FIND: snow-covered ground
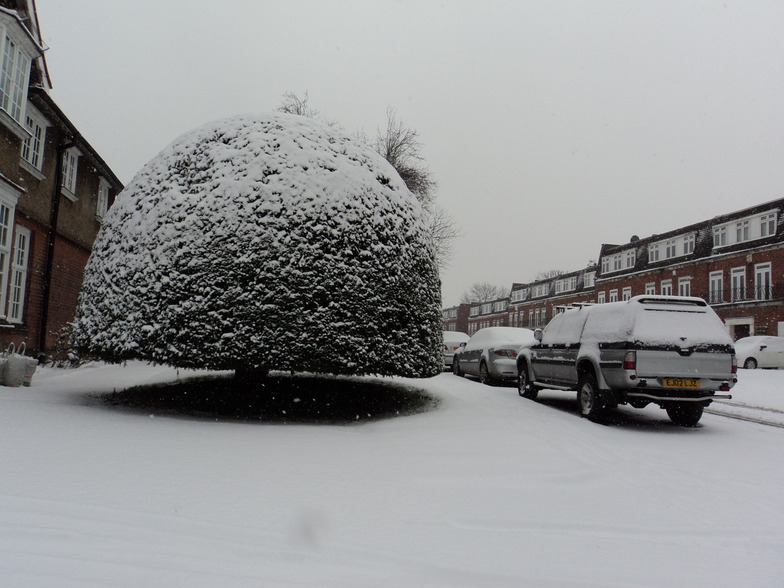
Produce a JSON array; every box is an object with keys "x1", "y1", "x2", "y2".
[{"x1": 2, "y1": 362, "x2": 783, "y2": 587}]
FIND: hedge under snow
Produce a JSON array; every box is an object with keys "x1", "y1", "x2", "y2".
[{"x1": 73, "y1": 113, "x2": 443, "y2": 378}]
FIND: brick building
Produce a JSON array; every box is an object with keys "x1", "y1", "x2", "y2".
[
  {"x1": 444, "y1": 198, "x2": 784, "y2": 340},
  {"x1": 0, "y1": 1, "x2": 123, "y2": 357}
]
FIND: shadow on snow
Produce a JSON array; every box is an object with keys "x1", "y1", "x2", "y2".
[{"x1": 88, "y1": 372, "x2": 439, "y2": 425}]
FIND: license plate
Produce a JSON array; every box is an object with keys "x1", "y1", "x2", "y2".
[{"x1": 663, "y1": 378, "x2": 700, "y2": 388}]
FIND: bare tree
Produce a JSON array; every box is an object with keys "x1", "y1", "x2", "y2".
[
  {"x1": 374, "y1": 107, "x2": 436, "y2": 210},
  {"x1": 276, "y1": 91, "x2": 340, "y2": 128},
  {"x1": 276, "y1": 90, "x2": 320, "y2": 118},
  {"x1": 460, "y1": 282, "x2": 507, "y2": 304},
  {"x1": 373, "y1": 107, "x2": 459, "y2": 267},
  {"x1": 427, "y1": 205, "x2": 461, "y2": 269},
  {"x1": 275, "y1": 96, "x2": 459, "y2": 268}
]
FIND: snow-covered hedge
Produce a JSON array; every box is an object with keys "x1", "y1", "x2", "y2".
[{"x1": 73, "y1": 113, "x2": 442, "y2": 378}]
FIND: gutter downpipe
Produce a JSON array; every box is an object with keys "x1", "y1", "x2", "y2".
[{"x1": 38, "y1": 135, "x2": 78, "y2": 358}]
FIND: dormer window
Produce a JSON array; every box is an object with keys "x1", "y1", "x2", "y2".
[
  {"x1": 0, "y1": 13, "x2": 43, "y2": 138},
  {"x1": 760, "y1": 213, "x2": 776, "y2": 237},
  {"x1": 713, "y1": 209, "x2": 778, "y2": 249},
  {"x1": 61, "y1": 147, "x2": 81, "y2": 199},
  {"x1": 21, "y1": 103, "x2": 47, "y2": 174},
  {"x1": 0, "y1": 33, "x2": 30, "y2": 124},
  {"x1": 97, "y1": 177, "x2": 110, "y2": 219}
]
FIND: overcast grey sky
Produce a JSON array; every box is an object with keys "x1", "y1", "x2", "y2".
[{"x1": 35, "y1": 0, "x2": 784, "y2": 307}]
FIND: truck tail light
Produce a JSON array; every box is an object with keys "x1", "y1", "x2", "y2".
[
  {"x1": 623, "y1": 350, "x2": 637, "y2": 380},
  {"x1": 731, "y1": 355, "x2": 738, "y2": 375}
]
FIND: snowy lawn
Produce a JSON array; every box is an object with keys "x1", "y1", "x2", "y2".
[{"x1": 1, "y1": 362, "x2": 783, "y2": 587}]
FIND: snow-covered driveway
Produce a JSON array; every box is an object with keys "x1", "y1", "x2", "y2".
[{"x1": 1, "y1": 363, "x2": 782, "y2": 587}]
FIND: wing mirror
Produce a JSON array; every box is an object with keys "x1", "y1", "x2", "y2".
[
  {"x1": 459, "y1": 342, "x2": 467, "y2": 348},
  {"x1": 534, "y1": 329, "x2": 543, "y2": 342},
  {"x1": 760, "y1": 345, "x2": 767, "y2": 351}
]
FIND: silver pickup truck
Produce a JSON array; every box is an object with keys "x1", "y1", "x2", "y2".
[{"x1": 516, "y1": 296, "x2": 737, "y2": 426}]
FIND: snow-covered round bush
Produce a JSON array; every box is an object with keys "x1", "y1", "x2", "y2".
[{"x1": 73, "y1": 113, "x2": 442, "y2": 378}]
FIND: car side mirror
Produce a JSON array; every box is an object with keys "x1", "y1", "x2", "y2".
[
  {"x1": 459, "y1": 342, "x2": 467, "y2": 348},
  {"x1": 760, "y1": 345, "x2": 767, "y2": 351},
  {"x1": 534, "y1": 329, "x2": 543, "y2": 342}
]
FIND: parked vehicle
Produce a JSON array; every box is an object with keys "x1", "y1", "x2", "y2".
[
  {"x1": 516, "y1": 296, "x2": 737, "y2": 426},
  {"x1": 453, "y1": 327, "x2": 536, "y2": 385},
  {"x1": 735, "y1": 336, "x2": 784, "y2": 369},
  {"x1": 443, "y1": 331, "x2": 470, "y2": 369}
]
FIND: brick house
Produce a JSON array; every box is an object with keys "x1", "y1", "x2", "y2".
[
  {"x1": 594, "y1": 198, "x2": 784, "y2": 340},
  {"x1": 448, "y1": 198, "x2": 784, "y2": 341},
  {"x1": 465, "y1": 297, "x2": 510, "y2": 335},
  {"x1": 442, "y1": 303, "x2": 470, "y2": 333},
  {"x1": 507, "y1": 266, "x2": 597, "y2": 330},
  {"x1": 0, "y1": 1, "x2": 123, "y2": 357}
]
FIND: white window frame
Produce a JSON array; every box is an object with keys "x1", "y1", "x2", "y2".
[
  {"x1": 597, "y1": 291, "x2": 606, "y2": 304},
  {"x1": 760, "y1": 213, "x2": 777, "y2": 238},
  {"x1": 21, "y1": 103, "x2": 47, "y2": 174},
  {"x1": 648, "y1": 244, "x2": 660, "y2": 262},
  {"x1": 583, "y1": 271, "x2": 595, "y2": 288},
  {"x1": 683, "y1": 233, "x2": 695, "y2": 255},
  {"x1": 645, "y1": 282, "x2": 656, "y2": 295},
  {"x1": 0, "y1": 30, "x2": 30, "y2": 126},
  {"x1": 736, "y1": 220, "x2": 750, "y2": 243},
  {"x1": 0, "y1": 191, "x2": 19, "y2": 317},
  {"x1": 713, "y1": 226, "x2": 727, "y2": 248},
  {"x1": 678, "y1": 277, "x2": 692, "y2": 297},
  {"x1": 755, "y1": 262, "x2": 772, "y2": 301},
  {"x1": 731, "y1": 267, "x2": 746, "y2": 302},
  {"x1": 609, "y1": 289, "x2": 618, "y2": 303},
  {"x1": 625, "y1": 250, "x2": 635, "y2": 269},
  {"x1": 622, "y1": 287, "x2": 632, "y2": 301},
  {"x1": 660, "y1": 279, "x2": 673, "y2": 296},
  {"x1": 7, "y1": 224, "x2": 29, "y2": 322},
  {"x1": 709, "y1": 271, "x2": 724, "y2": 304},
  {"x1": 61, "y1": 147, "x2": 82, "y2": 200}
]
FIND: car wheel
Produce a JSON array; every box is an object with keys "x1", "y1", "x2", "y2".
[
  {"x1": 479, "y1": 361, "x2": 494, "y2": 386},
  {"x1": 743, "y1": 357, "x2": 758, "y2": 369},
  {"x1": 666, "y1": 402, "x2": 704, "y2": 427},
  {"x1": 517, "y1": 366, "x2": 538, "y2": 399},
  {"x1": 453, "y1": 359, "x2": 464, "y2": 377},
  {"x1": 577, "y1": 371, "x2": 606, "y2": 422}
]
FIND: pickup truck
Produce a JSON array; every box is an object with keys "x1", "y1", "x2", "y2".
[{"x1": 516, "y1": 296, "x2": 737, "y2": 426}]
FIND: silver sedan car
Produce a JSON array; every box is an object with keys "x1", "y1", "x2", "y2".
[{"x1": 453, "y1": 327, "x2": 536, "y2": 385}]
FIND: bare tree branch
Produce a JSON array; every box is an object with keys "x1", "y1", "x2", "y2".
[
  {"x1": 276, "y1": 90, "x2": 320, "y2": 118},
  {"x1": 460, "y1": 282, "x2": 507, "y2": 304},
  {"x1": 374, "y1": 107, "x2": 436, "y2": 210}
]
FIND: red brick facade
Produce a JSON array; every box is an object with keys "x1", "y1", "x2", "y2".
[
  {"x1": 445, "y1": 199, "x2": 784, "y2": 341},
  {"x1": 0, "y1": 2, "x2": 122, "y2": 357}
]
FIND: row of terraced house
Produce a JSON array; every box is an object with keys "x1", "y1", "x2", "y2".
[{"x1": 443, "y1": 197, "x2": 784, "y2": 341}]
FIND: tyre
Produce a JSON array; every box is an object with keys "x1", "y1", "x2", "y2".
[
  {"x1": 666, "y1": 402, "x2": 704, "y2": 427},
  {"x1": 577, "y1": 371, "x2": 606, "y2": 421},
  {"x1": 453, "y1": 358, "x2": 464, "y2": 377},
  {"x1": 743, "y1": 357, "x2": 758, "y2": 369},
  {"x1": 517, "y1": 366, "x2": 538, "y2": 399},
  {"x1": 479, "y1": 361, "x2": 494, "y2": 386}
]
